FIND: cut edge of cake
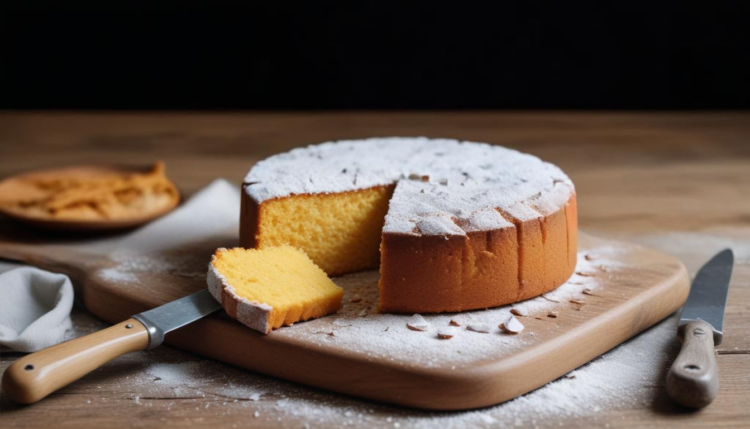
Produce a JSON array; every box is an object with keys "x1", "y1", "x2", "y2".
[
  {"x1": 207, "y1": 249, "x2": 275, "y2": 333},
  {"x1": 207, "y1": 246, "x2": 344, "y2": 334}
]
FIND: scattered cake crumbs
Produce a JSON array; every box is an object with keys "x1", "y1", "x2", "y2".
[
  {"x1": 466, "y1": 323, "x2": 491, "y2": 333},
  {"x1": 582, "y1": 288, "x2": 594, "y2": 295},
  {"x1": 547, "y1": 311, "x2": 559, "y2": 318},
  {"x1": 584, "y1": 254, "x2": 595, "y2": 261},
  {"x1": 570, "y1": 298, "x2": 586, "y2": 305},
  {"x1": 437, "y1": 327, "x2": 458, "y2": 339},
  {"x1": 510, "y1": 306, "x2": 529, "y2": 317},
  {"x1": 406, "y1": 314, "x2": 430, "y2": 331},
  {"x1": 449, "y1": 318, "x2": 462, "y2": 327}
]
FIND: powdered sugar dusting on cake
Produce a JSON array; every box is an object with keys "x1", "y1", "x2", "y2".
[
  {"x1": 415, "y1": 215, "x2": 465, "y2": 236},
  {"x1": 458, "y1": 208, "x2": 513, "y2": 233},
  {"x1": 244, "y1": 138, "x2": 574, "y2": 236}
]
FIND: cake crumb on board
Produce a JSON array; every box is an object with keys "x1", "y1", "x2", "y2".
[
  {"x1": 406, "y1": 314, "x2": 431, "y2": 331},
  {"x1": 466, "y1": 323, "x2": 491, "y2": 334},
  {"x1": 499, "y1": 315, "x2": 524, "y2": 334},
  {"x1": 437, "y1": 327, "x2": 459, "y2": 339}
]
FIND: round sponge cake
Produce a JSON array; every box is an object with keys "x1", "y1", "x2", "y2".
[{"x1": 241, "y1": 137, "x2": 577, "y2": 313}]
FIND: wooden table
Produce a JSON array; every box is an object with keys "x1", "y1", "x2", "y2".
[{"x1": 1, "y1": 112, "x2": 748, "y2": 428}]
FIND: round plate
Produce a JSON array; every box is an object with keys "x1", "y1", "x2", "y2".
[{"x1": 0, "y1": 164, "x2": 180, "y2": 232}]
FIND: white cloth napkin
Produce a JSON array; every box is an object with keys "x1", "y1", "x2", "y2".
[
  {"x1": 0, "y1": 179, "x2": 240, "y2": 353},
  {"x1": 0, "y1": 267, "x2": 74, "y2": 352}
]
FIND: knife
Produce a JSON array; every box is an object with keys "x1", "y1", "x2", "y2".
[
  {"x1": 666, "y1": 248, "x2": 734, "y2": 408},
  {"x1": 2, "y1": 289, "x2": 222, "y2": 404}
]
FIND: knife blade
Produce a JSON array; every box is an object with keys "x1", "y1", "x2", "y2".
[
  {"x1": 2, "y1": 289, "x2": 222, "y2": 404},
  {"x1": 133, "y1": 289, "x2": 223, "y2": 350},
  {"x1": 666, "y1": 248, "x2": 734, "y2": 409},
  {"x1": 678, "y1": 248, "x2": 734, "y2": 345}
]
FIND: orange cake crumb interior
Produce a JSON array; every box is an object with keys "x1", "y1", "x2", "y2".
[
  {"x1": 256, "y1": 185, "x2": 394, "y2": 276},
  {"x1": 212, "y1": 246, "x2": 343, "y2": 329}
]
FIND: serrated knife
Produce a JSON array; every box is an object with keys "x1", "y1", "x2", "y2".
[
  {"x1": 666, "y1": 248, "x2": 734, "y2": 408},
  {"x1": 2, "y1": 289, "x2": 222, "y2": 404}
]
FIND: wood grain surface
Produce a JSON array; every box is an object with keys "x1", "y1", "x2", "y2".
[{"x1": 1, "y1": 112, "x2": 749, "y2": 427}]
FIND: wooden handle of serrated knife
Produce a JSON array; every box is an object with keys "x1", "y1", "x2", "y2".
[
  {"x1": 2, "y1": 318, "x2": 149, "y2": 404},
  {"x1": 666, "y1": 320, "x2": 719, "y2": 408}
]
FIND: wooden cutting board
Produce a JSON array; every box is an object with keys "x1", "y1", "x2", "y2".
[{"x1": 0, "y1": 226, "x2": 689, "y2": 411}]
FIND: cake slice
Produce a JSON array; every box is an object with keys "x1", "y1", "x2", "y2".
[{"x1": 207, "y1": 246, "x2": 343, "y2": 334}]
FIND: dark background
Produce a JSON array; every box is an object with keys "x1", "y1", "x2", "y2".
[{"x1": 3, "y1": 2, "x2": 749, "y2": 110}]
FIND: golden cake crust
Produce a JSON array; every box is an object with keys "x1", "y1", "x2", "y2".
[{"x1": 378, "y1": 193, "x2": 577, "y2": 313}]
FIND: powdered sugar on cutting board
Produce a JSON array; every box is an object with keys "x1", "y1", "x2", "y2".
[
  {"x1": 107, "y1": 313, "x2": 679, "y2": 429},
  {"x1": 269, "y1": 247, "x2": 618, "y2": 368}
]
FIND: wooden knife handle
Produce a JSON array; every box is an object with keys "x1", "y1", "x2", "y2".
[
  {"x1": 2, "y1": 318, "x2": 149, "y2": 404},
  {"x1": 666, "y1": 320, "x2": 719, "y2": 408}
]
